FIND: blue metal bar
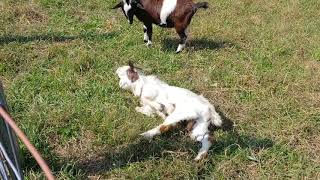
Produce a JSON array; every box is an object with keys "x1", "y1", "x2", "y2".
[
  {"x1": 0, "y1": 142, "x2": 22, "y2": 180},
  {"x1": 0, "y1": 158, "x2": 9, "y2": 180},
  {"x1": 0, "y1": 82, "x2": 5, "y2": 107}
]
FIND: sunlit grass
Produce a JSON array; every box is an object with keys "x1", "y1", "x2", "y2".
[{"x1": 1, "y1": 0, "x2": 319, "y2": 179}]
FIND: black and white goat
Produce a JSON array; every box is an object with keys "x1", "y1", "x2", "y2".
[{"x1": 112, "y1": 0, "x2": 209, "y2": 53}]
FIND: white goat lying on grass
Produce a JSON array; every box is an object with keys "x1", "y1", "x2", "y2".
[{"x1": 116, "y1": 62, "x2": 225, "y2": 160}]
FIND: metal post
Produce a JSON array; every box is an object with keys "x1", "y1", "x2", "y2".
[{"x1": 0, "y1": 81, "x2": 23, "y2": 179}]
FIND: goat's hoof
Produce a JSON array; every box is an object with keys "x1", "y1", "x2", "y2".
[
  {"x1": 176, "y1": 50, "x2": 182, "y2": 54},
  {"x1": 135, "y1": 106, "x2": 143, "y2": 112},
  {"x1": 135, "y1": 107, "x2": 155, "y2": 117},
  {"x1": 194, "y1": 152, "x2": 208, "y2": 161},
  {"x1": 146, "y1": 41, "x2": 152, "y2": 47},
  {"x1": 140, "y1": 131, "x2": 154, "y2": 139},
  {"x1": 176, "y1": 44, "x2": 186, "y2": 53}
]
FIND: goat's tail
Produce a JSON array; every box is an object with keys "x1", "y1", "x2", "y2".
[
  {"x1": 193, "y1": 2, "x2": 209, "y2": 11},
  {"x1": 210, "y1": 108, "x2": 223, "y2": 127},
  {"x1": 199, "y1": 95, "x2": 223, "y2": 127}
]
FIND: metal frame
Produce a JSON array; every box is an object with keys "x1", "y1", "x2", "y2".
[{"x1": 0, "y1": 82, "x2": 23, "y2": 180}]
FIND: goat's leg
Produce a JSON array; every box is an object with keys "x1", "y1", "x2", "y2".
[
  {"x1": 141, "y1": 97, "x2": 163, "y2": 111},
  {"x1": 144, "y1": 24, "x2": 153, "y2": 46},
  {"x1": 137, "y1": 97, "x2": 168, "y2": 119},
  {"x1": 175, "y1": 28, "x2": 187, "y2": 53},
  {"x1": 155, "y1": 103, "x2": 175, "y2": 119},
  {"x1": 154, "y1": 103, "x2": 175, "y2": 119},
  {"x1": 143, "y1": 25, "x2": 148, "y2": 43},
  {"x1": 189, "y1": 121, "x2": 213, "y2": 161},
  {"x1": 162, "y1": 110, "x2": 197, "y2": 126},
  {"x1": 141, "y1": 98, "x2": 167, "y2": 119},
  {"x1": 194, "y1": 134, "x2": 213, "y2": 161},
  {"x1": 135, "y1": 105, "x2": 156, "y2": 117},
  {"x1": 140, "y1": 110, "x2": 197, "y2": 139}
]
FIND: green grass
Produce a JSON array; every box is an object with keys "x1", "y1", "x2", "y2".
[{"x1": 1, "y1": 0, "x2": 320, "y2": 179}]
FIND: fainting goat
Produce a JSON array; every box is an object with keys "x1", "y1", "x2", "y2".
[
  {"x1": 116, "y1": 62, "x2": 225, "y2": 160},
  {"x1": 112, "y1": 0, "x2": 209, "y2": 53}
]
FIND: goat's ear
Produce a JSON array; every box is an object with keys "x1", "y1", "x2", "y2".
[
  {"x1": 111, "y1": 1, "x2": 123, "y2": 9},
  {"x1": 127, "y1": 61, "x2": 139, "y2": 82},
  {"x1": 128, "y1": 61, "x2": 135, "y2": 71}
]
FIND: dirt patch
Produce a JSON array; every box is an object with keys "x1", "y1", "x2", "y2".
[
  {"x1": 50, "y1": 130, "x2": 106, "y2": 164},
  {"x1": 13, "y1": 4, "x2": 47, "y2": 24}
]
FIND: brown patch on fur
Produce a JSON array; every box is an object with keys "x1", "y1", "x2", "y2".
[
  {"x1": 208, "y1": 135, "x2": 215, "y2": 143},
  {"x1": 186, "y1": 120, "x2": 196, "y2": 132},
  {"x1": 127, "y1": 62, "x2": 139, "y2": 82},
  {"x1": 127, "y1": 69, "x2": 139, "y2": 82},
  {"x1": 159, "y1": 103, "x2": 165, "y2": 113},
  {"x1": 138, "y1": 0, "x2": 164, "y2": 23},
  {"x1": 160, "y1": 124, "x2": 174, "y2": 133},
  {"x1": 138, "y1": 0, "x2": 200, "y2": 26}
]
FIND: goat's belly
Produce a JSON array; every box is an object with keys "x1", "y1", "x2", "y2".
[
  {"x1": 157, "y1": 21, "x2": 174, "y2": 28},
  {"x1": 151, "y1": 18, "x2": 174, "y2": 28}
]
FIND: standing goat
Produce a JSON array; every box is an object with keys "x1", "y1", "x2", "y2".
[{"x1": 112, "y1": 0, "x2": 209, "y2": 53}]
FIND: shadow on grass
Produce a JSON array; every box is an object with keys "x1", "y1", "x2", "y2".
[
  {"x1": 77, "y1": 117, "x2": 273, "y2": 175},
  {"x1": 77, "y1": 133, "x2": 196, "y2": 175},
  {"x1": 162, "y1": 38, "x2": 235, "y2": 52},
  {"x1": 0, "y1": 32, "x2": 118, "y2": 45}
]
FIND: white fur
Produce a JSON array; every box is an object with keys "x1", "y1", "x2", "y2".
[
  {"x1": 194, "y1": 134, "x2": 212, "y2": 160},
  {"x1": 144, "y1": 32, "x2": 148, "y2": 41},
  {"x1": 160, "y1": 0, "x2": 177, "y2": 24},
  {"x1": 146, "y1": 40, "x2": 152, "y2": 46},
  {"x1": 143, "y1": 25, "x2": 148, "y2": 42},
  {"x1": 176, "y1": 44, "x2": 186, "y2": 53},
  {"x1": 116, "y1": 65, "x2": 223, "y2": 160},
  {"x1": 123, "y1": 0, "x2": 132, "y2": 16}
]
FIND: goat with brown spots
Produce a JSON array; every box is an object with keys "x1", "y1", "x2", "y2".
[{"x1": 112, "y1": 0, "x2": 208, "y2": 53}]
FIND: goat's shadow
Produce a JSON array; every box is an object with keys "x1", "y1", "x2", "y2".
[
  {"x1": 77, "y1": 114, "x2": 273, "y2": 175},
  {"x1": 162, "y1": 37, "x2": 235, "y2": 52},
  {"x1": 0, "y1": 32, "x2": 118, "y2": 45}
]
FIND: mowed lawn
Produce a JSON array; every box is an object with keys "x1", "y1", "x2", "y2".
[{"x1": 1, "y1": 0, "x2": 320, "y2": 179}]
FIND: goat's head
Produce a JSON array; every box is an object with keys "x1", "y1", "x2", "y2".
[
  {"x1": 116, "y1": 61, "x2": 141, "y2": 90},
  {"x1": 112, "y1": 0, "x2": 143, "y2": 24}
]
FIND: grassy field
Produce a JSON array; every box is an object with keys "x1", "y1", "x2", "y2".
[{"x1": 1, "y1": 0, "x2": 320, "y2": 179}]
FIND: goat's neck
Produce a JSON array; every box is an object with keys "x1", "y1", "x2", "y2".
[
  {"x1": 138, "y1": 0, "x2": 147, "y2": 7},
  {"x1": 134, "y1": 0, "x2": 160, "y2": 24},
  {"x1": 130, "y1": 76, "x2": 146, "y2": 97}
]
